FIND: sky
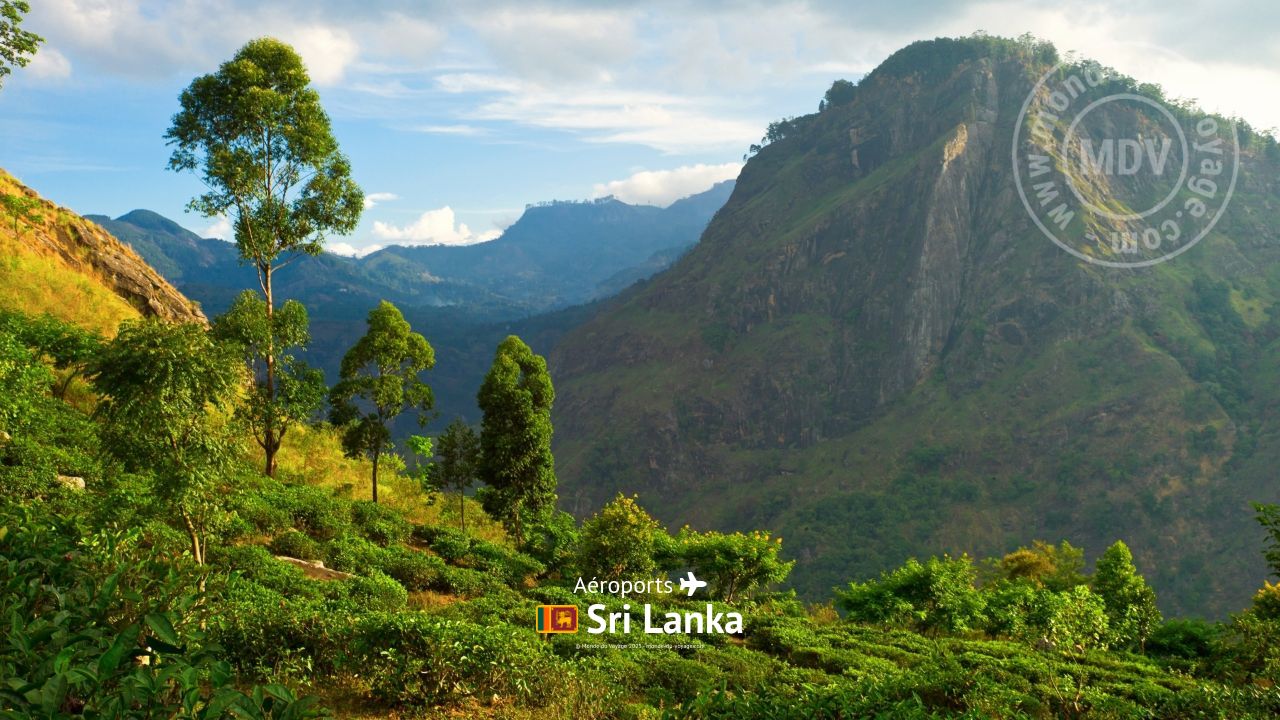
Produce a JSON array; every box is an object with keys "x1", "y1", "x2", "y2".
[{"x1": 1, "y1": 0, "x2": 1277, "y2": 256}]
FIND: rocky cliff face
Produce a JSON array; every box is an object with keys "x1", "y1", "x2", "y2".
[
  {"x1": 550, "y1": 37, "x2": 1280, "y2": 616},
  {"x1": 1, "y1": 171, "x2": 206, "y2": 326}
]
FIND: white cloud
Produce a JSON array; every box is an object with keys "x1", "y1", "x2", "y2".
[
  {"x1": 593, "y1": 163, "x2": 742, "y2": 207},
  {"x1": 362, "y1": 192, "x2": 399, "y2": 210},
  {"x1": 26, "y1": 47, "x2": 72, "y2": 80},
  {"x1": 414, "y1": 124, "x2": 486, "y2": 136},
  {"x1": 328, "y1": 242, "x2": 383, "y2": 258},
  {"x1": 439, "y1": 74, "x2": 764, "y2": 153},
  {"x1": 371, "y1": 206, "x2": 502, "y2": 246},
  {"x1": 201, "y1": 216, "x2": 231, "y2": 240},
  {"x1": 467, "y1": 8, "x2": 638, "y2": 84},
  {"x1": 281, "y1": 26, "x2": 358, "y2": 86}
]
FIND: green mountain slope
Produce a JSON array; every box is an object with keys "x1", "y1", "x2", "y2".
[{"x1": 549, "y1": 36, "x2": 1280, "y2": 617}]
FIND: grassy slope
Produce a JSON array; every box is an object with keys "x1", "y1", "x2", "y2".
[{"x1": 0, "y1": 170, "x2": 140, "y2": 336}]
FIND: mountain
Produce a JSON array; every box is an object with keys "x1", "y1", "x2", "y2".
[
  {"x1": 548, "y1": 36, "x2": 1280, "y2": 617},
  {"x1": 363, "y1": 180, "x2": 735, "y2": 311},
  {"x1": 96, "y1": 181, "x2": 732, "y2": 431},
  {"x1": 0, "y1": 171, "x2": 205, "y2": 334},
  {"x1": 87, "y1": 210, "x2": 515, "y2": 320}
]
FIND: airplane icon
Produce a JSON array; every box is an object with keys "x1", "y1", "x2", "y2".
[{"x1": 678, "y1": 571, "x2": 707, "y2": 597}]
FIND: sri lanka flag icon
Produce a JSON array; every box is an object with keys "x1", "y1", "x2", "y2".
[{"x1": 536, "y1": 605, "x2": 578, "y2": 633}]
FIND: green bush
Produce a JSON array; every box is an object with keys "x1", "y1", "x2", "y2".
[
  {"x1": 233, "y1": 490, "x2": 292, "y2": 534},
  {"x1": 435, "y1": 564, "x2": 500, "y2": 597},
  {"x1": 1147, "y1": 618, "x2": 1221, "y2": 661},
  {"x1": 213, "y1": 590, "x2": 352, "y2": 676},
  {"x1": 382, "y1": 547, "x2": 447, "y2": 591},
  {"x1": 324, "y1": 534, "x2": 388, "y2": 574},
  {"x1": 0, "y1": 500, "x2": 327, "y2": 717},
  {"x1": 211, "y1": 544, "x2": 316, "y2": 598},
  {"x1": 269, "y1": 530, "x2": 324, "y2": 561},
  {"x1": 578, "y1": 494, "x2": 664, "y2": 581},
  {"x1": 352, "y1": 500, "x2": 412, "y2": 546},
  {"x1": 277, "y1": 484, "x2": 351, "y2": 540},
  {"x1": 469, "y1": 538, "x2": 546, "y2": 584},
  {"x1": 414, "y1": 523, "x2": 472, "y2": 561},
  {"x1": 345, "y1": 570, "x2": 408, "y2": 612},
  {"x1": 352, "y1": 613, "x2": 554, "y2": 706}
]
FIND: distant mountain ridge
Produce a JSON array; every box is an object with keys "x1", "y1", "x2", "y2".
[
  {"x1": 95, "y1": 180, "x2": 735, "y2": 319},
  {"x1": 94, "y1": 180, "x2": 735, "y2": 433}
]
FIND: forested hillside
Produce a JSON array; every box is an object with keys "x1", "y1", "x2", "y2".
[{"x1": 551, "y1": 35, "x2": 1280, "y2": 618}]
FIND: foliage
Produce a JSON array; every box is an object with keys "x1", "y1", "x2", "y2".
[
  {"x1": 0, "y1": 327, "x2": 50, "y2": 435},
  {"x1": 212, "y1": 290, "x2": 326, "y2": 476},
  {"x1": 838, "y1": 555, "x2": 986, "y2": 634},
  {"x1": 350, "y1": 499, "x2": 412, "y2": 546},
  {"x1": 0, "y1": 1, "x2": 41, "y2": 89},
  {"x1": 0, "y1": 502, "x2": 325, "y2": 718},
  {"x1": 818, "y1": 79, "x2": 857, "y2": 111},
  {"x1": 165, "y1": 37, "x2": 363, "y2": 266},
  {"x1": 1093, "y1": 541, "x2": 1162, "y2": 649},
  {"x1": 994, "y1": 540, "x2": 1087, "y2": 591},
  {"x1": 477, "y1": 335, "x2": 557, "y2": 543},
  {"x1": 92, "y1": 319, "x2": 241, "y2": 565},
  {"x1": 329, "y1": 301, "x2": 434, "y2": 503},
  {"x1": 524, "y1": 509, "x2": 580, "y2": 575},
  {"x1": 166, "y1": 36, "x2": 363, "y2": 478},
  {"x1": 577, "y1": 494, "x2": 664, "y2": 581},
  {"x1": 0, "y1": 192, "x2": 41, "y2": 237},
  {"x1": 352, "y1": 614, "x2": 553, "y2": 707},
  {"x1": 674, "y1": 527, "x2": 794, "y2": 602},
  {"x1": 424, "y1": 418, "x2": 480, "y2": 532},
  {"x1": 1255, "y1": 502, "x2": 1280, "y2": 578},
  {"x1": 0, "y1": 311, "x2": 103, "y2": 400},
  {"x1": 268, "y1": 530, "x2": 323, "y2": 562}
]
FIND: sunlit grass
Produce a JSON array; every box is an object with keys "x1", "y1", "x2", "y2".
[
  {"x1": 0, "y1": 171, "x2": 138, "y2": 337},
  {"x1": 267, "y1": 422, "x2": 509, "y2": 545}
]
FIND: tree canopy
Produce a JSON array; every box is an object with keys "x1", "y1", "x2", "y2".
[
  {"x1": 0, "y1": 1, "x2": 41, "y2": 90},
  {"x1": 477, "y1": 335, "x2": 556, "y2": 544},
  {"x1": 329, "y1": 301, "x2": 434, "y2": 503}
]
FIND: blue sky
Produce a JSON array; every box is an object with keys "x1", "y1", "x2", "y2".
[{"x1": 2, "y1": 1, "x2": 1276, "y2": 256}]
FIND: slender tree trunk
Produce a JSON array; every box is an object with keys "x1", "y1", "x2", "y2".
[
  {"x1": 263, "y1": 264, "x2": 278, "y2": 478},
  {"x1": 371, "y1": 448, "x2": 380, "y2": 504}
]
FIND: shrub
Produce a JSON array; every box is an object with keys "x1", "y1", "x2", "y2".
[
  {"x1": 838, "y1": 555, "x2": 986, "y2": 634},
  {"x1": 233, "y1": 490, "x2": 291, "y2": 534},
  {"x1": 352, "y1": 613, "x2": 554, "y2": 706},
  {"x1": 578, "y1": 494, "x2": 664, "y2": 581},
  {"x1": 269, "y1": 530, "x2": 324, "y2": 561},
  {"x1": 469, "y1": 538, "x2": 546, "y2": 584},
  {"x1": 435, "y1": 565, "x2": 499, "y2": 597},
  {"x1": 1147, "y1": 619, "x2": 1221, "y2": 661},
  {"x1": 352, "y1": 500, "x2": 412, "y2": 546},
  {"x1": 212, "y1": 544, "x2": 315, "y2": 598},
  {"x1": 382, "y1": 547, "x2": 447, "y2": 591},
  {"x1": 214, "y1": 591, "x2": 352, "y2": 676},
  {"x1": 673, "y1": 527, "x2": 794, "y2": 602},
  {"x1": 345, "y1": 570, "x2": 408, "y2": 612},
  {"x1": 324, "y1": 534, "x2": 388, "y2": 574},
  {"x1": 415, "y1": 524, "x2": 472, "y2": 561},
  {"x1": 278, "y1": 484, "x2": 351, "y2": 540}
]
